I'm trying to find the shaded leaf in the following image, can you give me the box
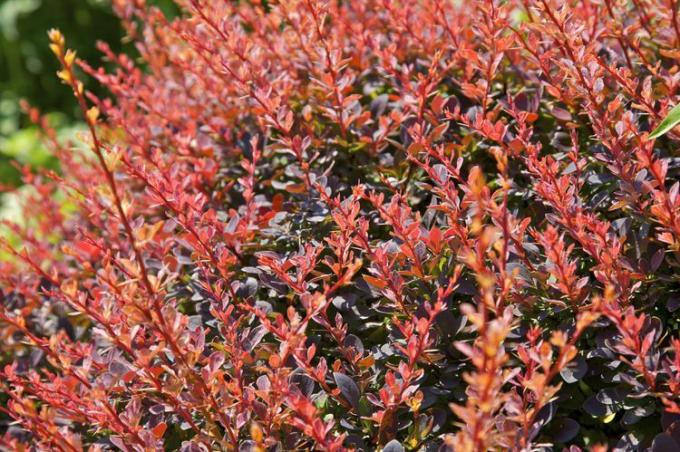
[651,434,680,452]
[552,417,580,443]
[382,439,405,452]
[333,372,360,411]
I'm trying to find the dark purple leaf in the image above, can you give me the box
[334,372,361,411]
[560,356,587,383]
[651,434,680,452]
[583,395,614,417]
[552,417,580,443]
[383,439,405,452]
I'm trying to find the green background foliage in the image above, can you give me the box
[0,0,176,187]
[1,0,119,186]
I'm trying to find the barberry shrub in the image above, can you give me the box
[2,0,680,450]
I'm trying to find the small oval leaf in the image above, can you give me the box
[552,417,580,443]
[383,440,405,452]
[333,372,360,411]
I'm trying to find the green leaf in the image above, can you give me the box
[0,126,52,167]
[649,103,680,139]
[602,412,617,423]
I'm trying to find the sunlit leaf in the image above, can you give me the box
[649,103,680,139]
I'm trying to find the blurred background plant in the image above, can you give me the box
[0,0,176,220]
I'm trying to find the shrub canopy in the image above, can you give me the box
[2,0,680,450]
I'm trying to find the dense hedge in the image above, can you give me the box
[1,0,680,450]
